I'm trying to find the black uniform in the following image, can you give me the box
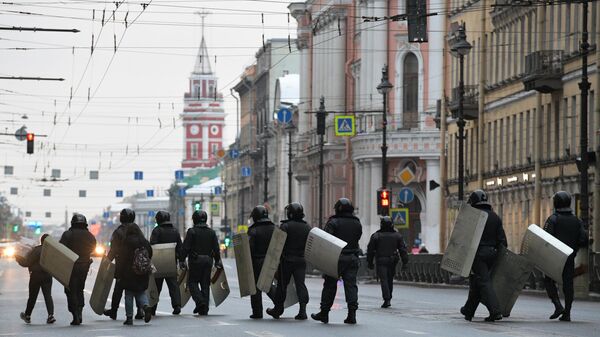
[105,222,135,316]
[543,210,588,319]
[182,222,221,315]
[367,226,409,304]
[461,203,507,320]
[272,219,311,311]
[248,218,276,316]
[18,245,54,317]
[149,220,184,312]
[319,213,363,312]
[60,219,96,325]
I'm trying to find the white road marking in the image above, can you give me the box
[86,329,120,332]
[402,330,427,335]
[244,332,284,337]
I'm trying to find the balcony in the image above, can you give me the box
[351,129,440,161]
[523,50,563,93]
[448,85,479,120]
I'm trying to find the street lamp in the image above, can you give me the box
[450,23,472,201]
[285,122,296,205]
[377,64,393,190]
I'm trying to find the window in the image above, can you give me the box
[10,187,17,195]
[191,143,198,159]
[526,110,531,162]
[45,212,51,218]
[512,115,517,166]
[212,143,219,157]
[403,53,419,129]
[43,189,51,197]
[563,98,569,156]
[566,3,571,53]
[555,101,560,159]
[519,112,524,165]
[547,103,552,159]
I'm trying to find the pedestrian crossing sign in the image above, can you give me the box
[334,115,355,136]
[391,208,409,229]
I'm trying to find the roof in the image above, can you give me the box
[193,37,212,75]
[186,177,222,195]
[182,166,221,186]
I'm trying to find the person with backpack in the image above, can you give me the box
[247,205,276,319]
[119,224,153,325]
[17,234,56,324]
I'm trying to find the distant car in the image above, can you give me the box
[0,240,17,259]
[93,244,106,257]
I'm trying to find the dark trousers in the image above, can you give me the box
[320,254,359,311]
[26,274,53,316]
[110,279,124,311]
[250,257,275,314]
[273,259,309,309]
[153,277,181,310]
[65,263,90,314]
[376,258,397,301]
[545,255,575,313]
[463,253,501,316]
[188,257,212,310]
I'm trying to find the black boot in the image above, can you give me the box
[311,310,329,324]
[381,300,391,308]
[249,312,263,319]
[135,308,144,320]
[344,309,357,324]
[123,316,133,325]
[172,306,181,315]
[103,308,117,320]
[295,303,307,320]
[460,306,473,322]
[143,305,152,323]
[266,306,283,319]
[559,311,571,322]
[199,304,209,316]
[484,313,503,322]
[77,307,83,324]
[550,300,565,320]
[70,312,80,326]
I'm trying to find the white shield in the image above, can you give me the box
[151,243,177,278]
[90,257,115,315]
[178,268,192,308]
[304,228,347,278]
[233,233,256,297]
[441,204,488,277]
[283,278,299,308]
[210,267,230,307]
[521,224,574,283]
[256,228,287,293]
[146,273,159,307]
[491,246,534,317]
[40,236,78,288]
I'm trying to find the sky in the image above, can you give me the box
[0,0,297,226]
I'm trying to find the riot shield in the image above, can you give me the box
[178,268,192,308]
[441,204,488,277]
[146,273,159,307]
[521,224,574,283]
[151,243,177,278]
[210,266,230,307]
[305,228,347,278]
[90,257,115,315]
[491,246,534,317]
[283,278,299,308]
[233,233,256,297]
[40,236,78,288]
[256,228,287,293]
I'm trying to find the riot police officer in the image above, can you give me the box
[182,210,222,316]
[544,191,588,322]
[367,216,409,308]
[266,202,311,320]
[60,213,96,325]
[149,210,184,315]
[247,205,276,319]
[460,190,507,322]
[312,198,362,324]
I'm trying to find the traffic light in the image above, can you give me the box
[12,224,19,233]
[26,133,34,154]
[194,201,201,211]
[377,188,390,216]
[224,236,231,247]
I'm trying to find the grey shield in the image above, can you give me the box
[178,268,192,308]
[283,278,299,308]
[90,257,115,315]
[441,203,488,277]
[233,233,256,297]
[146,273,159,307]
[305,228,347,278]
[521,224,574,283]
[256,228,287,293]
[40,236,78,288]
[151,243,178,278]
[491,246,534,317]
[210,267,230,307]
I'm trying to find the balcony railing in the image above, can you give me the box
[523,50,563,93]
[448,85,479,120]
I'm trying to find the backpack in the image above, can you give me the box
[132,247,154,275]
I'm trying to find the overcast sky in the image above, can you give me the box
[0,0,297,226]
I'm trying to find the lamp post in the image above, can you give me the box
[377,65,393,190]
[286,122,295,205]
[209,191,214,228]
[450,23,472,201]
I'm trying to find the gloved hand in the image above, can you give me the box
[215,260,223,269]
[368,263,374,270]
[179,261,187,270]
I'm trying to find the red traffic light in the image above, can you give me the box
[26,133,34,141]
[377,188,391,215]
[26,133,34,154]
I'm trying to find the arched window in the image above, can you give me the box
[403,53,418,129]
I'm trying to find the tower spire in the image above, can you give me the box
[193,9,212,75]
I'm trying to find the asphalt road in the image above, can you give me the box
[1,257,599,337]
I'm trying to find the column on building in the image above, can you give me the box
[359,159,372,249]
[370,160,382,241]
[372,0,387,110]
[427,0,446,129]
[423,157,441,253]
[202,124,209,160]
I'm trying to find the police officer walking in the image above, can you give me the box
[544,191,589,322]
[182,210,222,316]
[149,210,184,315]
[247,205,276,319]
[311,198,362,324]
[60,213,96,325]
[460,190,507,322]
[266,202,311,320]
[367,216,409,308]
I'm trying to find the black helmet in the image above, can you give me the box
[155,210,170,225]
[120,208,136,223]
[380,216,393,228]
[250,205,269,222]
[286,202,304,220]
[192,210,208,224]
[467,189,490,206]
[553,191,572,212]
[71,213,87,226]
[334,198,354,215]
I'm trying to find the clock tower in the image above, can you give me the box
[181,29,225,169]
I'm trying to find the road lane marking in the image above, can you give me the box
[244,331,284,337]
[402,330,427,335]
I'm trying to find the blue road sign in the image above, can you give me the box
[334,115,356,136]
[134,171,144,180]
[241,166,252,177]
[148,210,155,217]
[179,188,186,197]
[277,107,292,124]
[103,211,110,219]
[116,190,123,197]
[230,149,240,159]
[146,189,154,197]
[214,186,222,195]
[398,187,415,204]
[175,170,184,180]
